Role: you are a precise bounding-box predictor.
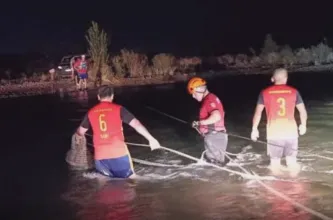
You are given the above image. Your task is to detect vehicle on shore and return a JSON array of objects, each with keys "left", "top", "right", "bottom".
[{"left": 57, "top": 54, "right": 91, "bottom": 78}]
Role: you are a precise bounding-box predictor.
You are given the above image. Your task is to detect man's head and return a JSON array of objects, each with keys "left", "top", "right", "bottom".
[
  {"left": 187, "top": 77, "right": 208, "bottom": 102},
  {"left": 97, "top": 85, "right": 114, "bottom": 102},
  {"left": 271, "top": 68, "right": 288, "bottom": 85},
  {"left": 81, "top": 54, "right": 86, "bottom": 61}
]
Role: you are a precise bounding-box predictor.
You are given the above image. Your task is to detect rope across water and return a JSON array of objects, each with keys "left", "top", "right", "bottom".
[
  {"left": 70, "top": 106, "right": 333, "bottom": 219},
  {"left": 145, "top": 105, "right": 333, "bottom": 162}
]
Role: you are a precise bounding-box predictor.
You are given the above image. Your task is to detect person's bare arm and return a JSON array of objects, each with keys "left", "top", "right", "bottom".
[
  {"left": 252, "top": 91, "right": 265, "bottom": 130},
  {"left": 252, "top": 104, "right": 265, "bottom": 130},
  {"left": 120, "top": 106, "right": 159, "bottom": 144},
  {"left": 296, "top": 103, "right": 307, "bottom": 126},
  {"left": 77, "top": 126, "right": 88, "bottom": 136},
  {"left": 76, "top": 114, "right": 90, "bottom": 136},
  {"left": 200, "top": 110, "right": 221, "bottom": 125},
  {"left": 129, "top": 118, "right": 156, "bottom": 141},
  {"left": 295, "top": 91, "right": 307, "bottom": 126}
]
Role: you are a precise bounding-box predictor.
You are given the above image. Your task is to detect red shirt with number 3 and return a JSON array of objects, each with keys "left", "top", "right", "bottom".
[{"left": 258, "top": 84, "right": 304, "bottom": 139}]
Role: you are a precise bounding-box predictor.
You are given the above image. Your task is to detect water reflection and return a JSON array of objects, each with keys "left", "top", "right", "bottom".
[
  {"left": 261, "top": 181, "right": 311, "bottom": 220},
  {"left": 77, "top": 181, "right": 136, "bottom": 220},
  {"left": 66, "top": 90, "right": 89, "bottom": 106},
  {"left": 62, "top": 171, "right": 137, "bottom": 220},
  {"left": 56, "top": 73, "right": 333, "bottom": 219}
]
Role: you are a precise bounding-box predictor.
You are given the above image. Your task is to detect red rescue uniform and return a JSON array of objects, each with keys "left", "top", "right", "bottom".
[
  {"left": 258, "top": 84, "right": 304, "bottom": 139},
  {"left": 74, "top": 59, "right": 88, "bottom": 74},
  {"left": 80, "top": 101, "right": 135, "bottom": 160},
  {"left": 199, "top": 93, "right": 226, "bottom": 134}
]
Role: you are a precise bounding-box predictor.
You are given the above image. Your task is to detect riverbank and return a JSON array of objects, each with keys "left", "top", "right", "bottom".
[{"left": 1, "top": 64, "right": 333, "bottom": 99}]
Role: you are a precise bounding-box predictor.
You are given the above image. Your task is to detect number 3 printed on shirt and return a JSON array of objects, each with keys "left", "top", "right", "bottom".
[
  {"left": 99, "top": 114, "right": 107, "bottom": 131},
  {"left": 277, "top": 97, "right": 286, "bottom": 116}
]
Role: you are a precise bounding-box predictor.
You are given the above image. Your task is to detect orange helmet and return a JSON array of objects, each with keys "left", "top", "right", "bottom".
[{"left": 187, "top": 77, "right": 207, "bottom": 94}]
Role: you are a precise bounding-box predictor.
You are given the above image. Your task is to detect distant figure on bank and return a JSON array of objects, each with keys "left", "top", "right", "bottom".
[
  {"left": 251, "top": 68, "right": 308, "bottom": 176},
  {"left": 74, "top": 54, "right": 88, "bottom": 90},
  {"left": 70, "top": 56, "right": 79, "bottom": 87},
  {"left": 76, "top": 85, "right": 161, "bottom": 179},
  {"left": 187, "top": 77, "right": 228, "bottom": 165}
]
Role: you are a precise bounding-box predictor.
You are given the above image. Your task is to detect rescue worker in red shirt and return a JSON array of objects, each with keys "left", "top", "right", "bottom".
[
  {"left": 76, "top": 85, "right": 161, "bottom": 179},
  {"left": 251, "top": 68, "right": 308, "bottom": 176},
  {"left": 188, "top": 77, "right": 228, "bottom": 165},
  {"left": 74, "top": 54, "right": 88, "bottom": 90}
]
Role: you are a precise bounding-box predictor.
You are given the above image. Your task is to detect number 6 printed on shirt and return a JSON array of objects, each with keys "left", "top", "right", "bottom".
[{"left": 99, "top": 114, "right": 107, "bottom": 131}]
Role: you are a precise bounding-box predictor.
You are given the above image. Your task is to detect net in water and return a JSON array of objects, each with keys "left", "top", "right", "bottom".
[{"left": 66, "top": 133, "right": 94, "bottom": 170}]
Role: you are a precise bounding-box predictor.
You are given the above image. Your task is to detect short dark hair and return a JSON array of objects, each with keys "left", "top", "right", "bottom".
[{"left": 98, "top": 85, "right": 114, "bottom": 99}]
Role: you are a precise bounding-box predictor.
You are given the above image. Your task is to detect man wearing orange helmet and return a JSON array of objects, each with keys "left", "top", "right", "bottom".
[{"left": 188, "top": 77, "right": 228, "bottom": 165}]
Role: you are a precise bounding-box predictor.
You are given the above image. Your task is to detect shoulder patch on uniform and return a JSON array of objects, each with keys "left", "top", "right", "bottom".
[{"left": 210, "top": 102, "right": 216, "bottom": 108}]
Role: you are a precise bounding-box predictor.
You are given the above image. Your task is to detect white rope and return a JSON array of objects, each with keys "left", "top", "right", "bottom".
[
  {"left": 223, "top": 153, "right": 333, "bottom": 220},
  {"left": 146, "top": 106, "right": 188, "bottom": 124},
  {"left": 131, "top": 158, "right": 184, "bottom": 168},
  {"left": 125, "top": 142, "right": 270, "bottom": 180},
  {"left": 251, "top": 171, "right": 333, "bottom": 220},
  {"left": 85, "top": 142, "right": 184, "bottom": 168},
  {"left": 130, "top": 142, "right": 333, "bottom": 220},
  {"left": 144, "top": 106, "right": 333, "bottom": 220},
  {"left": 84, "top": 137, "right": 331, "bottom": 219},
  {"left": 305, "top": 153, "right": 333, "bottom": 161},
  {"left": 145, "top": 105, "right": 333, "bottom": 162},
  {"left": 324, "top": 150, "right": 333, "bottom": 154}
]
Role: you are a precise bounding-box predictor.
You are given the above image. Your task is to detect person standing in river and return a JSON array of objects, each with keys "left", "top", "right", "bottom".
[
  {"left": 76, "top": 85, "right": 161, "bottom": 179},
  {"left": 250, "top": 68, "right": 308, "bottom": 176},
  {"left": 188, "top": 77, "right": 228, "bottom": 165}
]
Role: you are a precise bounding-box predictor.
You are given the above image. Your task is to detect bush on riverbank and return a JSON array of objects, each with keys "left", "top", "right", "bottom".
[
  {"left": 2, "top": 26, "right": 333, "bottom": 86},
  {"left": 216, "top": 34, "right": 333, "bottom": 69}
]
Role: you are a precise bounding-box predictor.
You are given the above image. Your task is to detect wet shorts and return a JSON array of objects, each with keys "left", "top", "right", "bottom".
[
  {"left": 267, "top": 138, "right": 298, "bottom": 159},
  {"left": 95, "top": 155, "right": 134, "bottom": 178},
  {"left": 204, "top": 131, "right": 228, "bottom": 163},
  {"left": 78, "top": 73, "right": 88, "bottom": 79}
]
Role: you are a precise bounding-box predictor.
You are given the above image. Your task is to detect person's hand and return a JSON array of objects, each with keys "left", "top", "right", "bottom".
[
  {"left": 149, "top": 138, "right": 161, "bottom": 151},
  {"left": 251, "top": 128, "right": 259, "bottom": 141},
  {"left": 192, "top": 121, "right": 200, "bottom": 128},
  {"left": 299, "top": 124, "right": 306, "bottom": 135}
]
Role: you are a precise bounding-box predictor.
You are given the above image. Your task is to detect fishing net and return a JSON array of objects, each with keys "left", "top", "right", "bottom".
[{"left": 66, "top": 133, "right": 94, "bottom": 170}]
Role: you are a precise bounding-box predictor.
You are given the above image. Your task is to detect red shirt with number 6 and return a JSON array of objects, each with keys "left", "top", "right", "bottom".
[
  {"left": 80, "top": 102, "right": 135, "bottom": 160},
  {"left": 257, "top": 84, "right": 304, "bottom": 139}
]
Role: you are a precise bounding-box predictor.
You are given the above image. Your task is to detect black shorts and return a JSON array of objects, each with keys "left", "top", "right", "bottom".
[{"left": 267, "top": 138, "right": 298, "bottom": 159}]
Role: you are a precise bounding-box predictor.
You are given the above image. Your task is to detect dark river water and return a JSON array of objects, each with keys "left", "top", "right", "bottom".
[{"left": 1, "top": 72, "right": 333, "bottom": 220}]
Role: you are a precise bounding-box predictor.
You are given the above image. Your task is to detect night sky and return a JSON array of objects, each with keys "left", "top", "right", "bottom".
[{"left": 1, "top": 1, "right": 333, "bottom": 56}]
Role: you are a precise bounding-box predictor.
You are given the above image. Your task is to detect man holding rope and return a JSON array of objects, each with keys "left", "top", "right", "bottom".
[
  {"left": 251, "top": 68, "right": 308, "bottom": 176},
  {"left": 188, "top": 77, "right": 228, "bottom": 165},
  {"left": 76, "top": 85, "right": 161, "bottom": 179}
]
